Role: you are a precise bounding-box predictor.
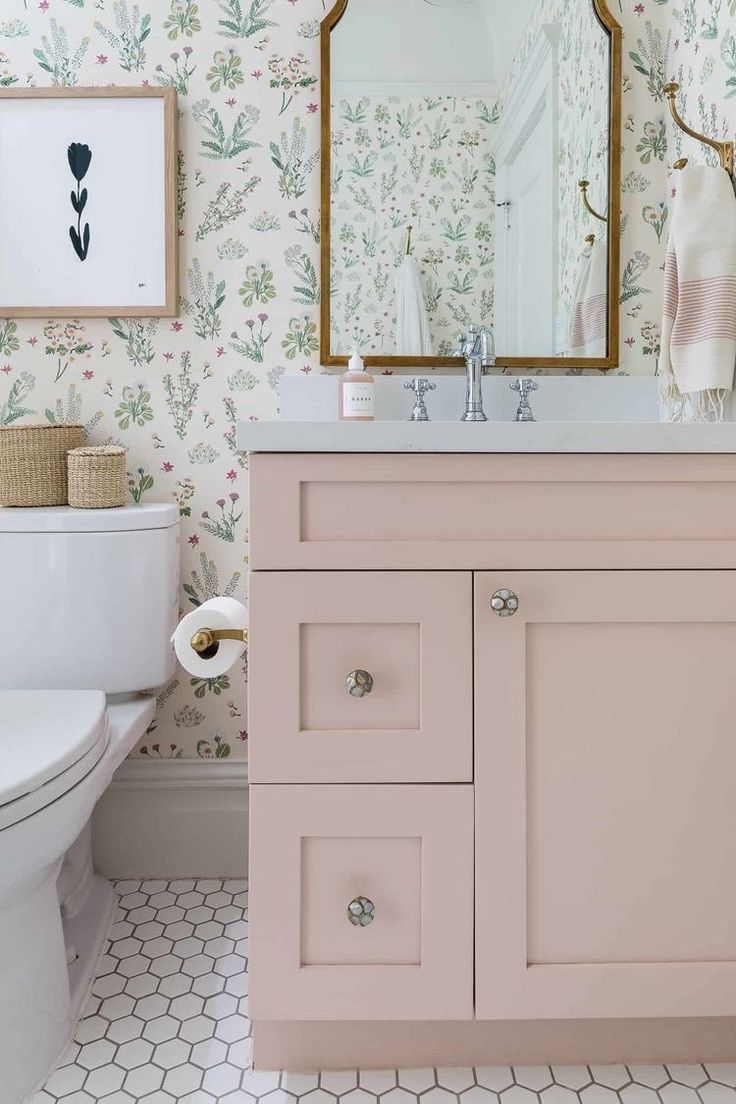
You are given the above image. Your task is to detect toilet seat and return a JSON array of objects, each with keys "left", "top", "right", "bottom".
[{"left": 0, "top": 691, "right": 109, "bottom": 831}]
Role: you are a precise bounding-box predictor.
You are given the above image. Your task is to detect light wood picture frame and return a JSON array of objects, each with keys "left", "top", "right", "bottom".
[
  {"left": 0, "top": 86, "right": 178, "bottom": 318},
  {"left": 320, "top": 0, "right": 622, "bottom": 372}
]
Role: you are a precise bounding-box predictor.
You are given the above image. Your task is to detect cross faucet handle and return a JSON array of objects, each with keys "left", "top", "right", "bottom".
[
  {"left": 510, "top": 378, "right": 539, "bottom": 397},
  {"left": 405, "top": 377, "right": 436, "bottom": 398},
  {"left": 404, "top": 377, "right": 436, "bottom": 422}
]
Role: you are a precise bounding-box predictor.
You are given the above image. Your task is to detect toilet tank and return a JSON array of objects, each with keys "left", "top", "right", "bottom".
[{"left": 0, "top": 504, "right": 180, "bottom": 694}]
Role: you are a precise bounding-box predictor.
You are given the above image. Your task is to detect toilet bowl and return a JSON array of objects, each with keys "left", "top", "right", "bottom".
[{"left": 0, "top": 504, "right": 179, "bottom": 1103}]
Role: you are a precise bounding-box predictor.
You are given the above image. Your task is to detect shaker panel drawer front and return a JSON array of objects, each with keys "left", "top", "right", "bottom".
[
  {"left": 250, "top": 453, "right": 736, "bottom": 570},
  {"left": 249, "top": 784, "right": 474, "bottom": 1021},
  {"left": 248, "top": 571, "right": 472, "bottom": 783}
]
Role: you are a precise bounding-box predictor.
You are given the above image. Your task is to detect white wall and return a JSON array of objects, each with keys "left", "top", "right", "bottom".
[{"left": 333, "top": 0, "right": 498, "bottom": 88}]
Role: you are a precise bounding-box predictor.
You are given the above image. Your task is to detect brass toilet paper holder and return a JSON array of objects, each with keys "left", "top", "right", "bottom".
[{"left": 190, "top": 627, "right": 248, "bottom": 657}]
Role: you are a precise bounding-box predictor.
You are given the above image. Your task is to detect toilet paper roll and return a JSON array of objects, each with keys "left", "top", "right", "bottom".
[{"left": 172, "top": 596, "right": 247, "bottom": 678}]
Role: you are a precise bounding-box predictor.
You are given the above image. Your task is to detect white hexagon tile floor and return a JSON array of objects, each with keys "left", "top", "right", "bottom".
[{"left": 31, "top": 880, "right": 736, "bottom": 1104}]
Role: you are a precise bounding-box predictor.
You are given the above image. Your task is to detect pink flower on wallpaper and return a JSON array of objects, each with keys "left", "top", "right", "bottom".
[
  {"left": 188, "top": 535, "right": 199, "bottom": 547},
  {"left": 96, "top": 55, "right": 108, "bottom": 65},
  {"left": 162, "top": 461, "right": 174, "bottom": 473}
]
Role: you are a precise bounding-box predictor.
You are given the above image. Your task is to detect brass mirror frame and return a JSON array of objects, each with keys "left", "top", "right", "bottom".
[{"left": 320, "top": 0, "right": 622, "bottom": 371}]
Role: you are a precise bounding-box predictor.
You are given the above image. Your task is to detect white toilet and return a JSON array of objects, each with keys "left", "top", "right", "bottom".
[{"left": 0, "top": 503, "right": 179, "bottom": 1104}]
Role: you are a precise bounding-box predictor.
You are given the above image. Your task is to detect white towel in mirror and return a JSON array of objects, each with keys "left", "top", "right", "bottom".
[
  {"left": 568, "top": 237, "right": 608, "bottom": 359},
  {"left": 395, "top": 254, "right": 433, "bottom": 357}
]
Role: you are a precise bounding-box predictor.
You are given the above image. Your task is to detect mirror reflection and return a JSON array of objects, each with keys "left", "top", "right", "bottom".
[{"left": 326, "top": 0, "right": 613, "bottom": 363}]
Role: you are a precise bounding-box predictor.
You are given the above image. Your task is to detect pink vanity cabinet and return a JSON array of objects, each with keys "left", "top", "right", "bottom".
[{"left": 248, "top": 452, "right": 736, "bottom": 1070}]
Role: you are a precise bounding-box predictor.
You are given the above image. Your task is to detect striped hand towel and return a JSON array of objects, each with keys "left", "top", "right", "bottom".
[
  {"left": 568, "top": 236, "right": 608, "bottom": 358},
  {"left": 659, "top": 164, "right": 736, "bottom": 422}
]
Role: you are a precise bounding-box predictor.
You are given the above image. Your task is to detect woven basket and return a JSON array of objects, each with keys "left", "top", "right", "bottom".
[
  {"left": 0, "top": 423, "right": 84, "bottom": 507},
  {"left": 68, "top": 446, "right": 127, "bottom": 509}
]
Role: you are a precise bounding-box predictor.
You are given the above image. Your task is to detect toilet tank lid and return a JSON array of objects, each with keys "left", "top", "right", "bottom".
[{"left": 0, "top": 503, "right": 178, "bottom": 533}]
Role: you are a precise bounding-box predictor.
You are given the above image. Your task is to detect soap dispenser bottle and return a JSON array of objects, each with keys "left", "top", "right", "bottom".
[{"left": 339, "top": 348, "right": 375, "bottom": 421}]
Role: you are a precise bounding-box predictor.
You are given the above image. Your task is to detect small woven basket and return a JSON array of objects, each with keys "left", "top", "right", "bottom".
[
  {"left": 0, "top": 423, "right": 84, "bottom": 507},
  {"left": 68, "top": 446, "right": 127, "bottom": 509}
]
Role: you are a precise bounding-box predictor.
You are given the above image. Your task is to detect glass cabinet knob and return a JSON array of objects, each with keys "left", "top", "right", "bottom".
[
  {"left": 347, "top": 896, "right": 375, "bottom": 926},
  {"left": 491, "top": 589, "right": 520, "bottom": 617},
  {"left": 346, "top": 670, "right": 374, "bottom": 697}
]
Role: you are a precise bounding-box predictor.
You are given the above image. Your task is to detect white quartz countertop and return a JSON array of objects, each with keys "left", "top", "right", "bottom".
[{"left": 237, "top": 420, "right": 736, "bottom": 454}]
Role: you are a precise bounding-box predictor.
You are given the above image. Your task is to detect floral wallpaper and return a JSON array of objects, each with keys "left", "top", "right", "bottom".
[
  {"left": 662, "top": 1, "right": 736, "bottom": 178},
  {"left": 0, "top": 0, "right": 732, "bottom": 762},
  {"left": 329, "top": 94, "right": 497, "bottom": 358}
]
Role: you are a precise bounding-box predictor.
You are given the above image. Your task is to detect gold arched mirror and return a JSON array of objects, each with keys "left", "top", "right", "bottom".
[{"left": 320, "top": 0, "right": 622, "bottom": 370}]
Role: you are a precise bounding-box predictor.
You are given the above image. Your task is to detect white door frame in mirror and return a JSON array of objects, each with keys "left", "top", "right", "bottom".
[{"left": 495, "top": 27, "right": 559, "bottom": 358}]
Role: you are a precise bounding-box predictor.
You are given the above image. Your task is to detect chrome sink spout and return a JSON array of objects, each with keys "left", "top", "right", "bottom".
[{"left": 456, "top": 325, "right": 495, "bottom": 422}]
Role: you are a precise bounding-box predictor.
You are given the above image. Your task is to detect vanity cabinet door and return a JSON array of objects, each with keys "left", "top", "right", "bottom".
[
  {"left": 475, "top": 571, "right": 736, "bottom": 1021},
  {"left": 248, "top": 571, "right": 472, "bottom": 782},
  {"left": 249, "top": 783, "right": 474, "bottom": 1021}
]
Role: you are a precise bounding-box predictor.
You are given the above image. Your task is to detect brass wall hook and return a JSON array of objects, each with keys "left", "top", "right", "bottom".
[
  {"left": 578, "top": 180, "right": 607, "bottom": 223},
  {"left": 664, "top": 82, "right": 735, "bottom": 176},
  {"left": 191, "top": 627, "right": 248, "bottom": 657}
]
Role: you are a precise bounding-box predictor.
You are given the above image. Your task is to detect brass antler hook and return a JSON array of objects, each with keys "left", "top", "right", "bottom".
[
  {"left": 578, "top": 180, "right": 607, "bottom": 223},
  {"left": 664, "top": 82, "right": 734, "bottom": 176}
]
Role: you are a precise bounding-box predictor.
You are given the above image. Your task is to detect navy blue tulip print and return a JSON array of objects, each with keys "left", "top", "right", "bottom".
[{"left": 68, "top": 142, "right": 92, "bottom": 262}]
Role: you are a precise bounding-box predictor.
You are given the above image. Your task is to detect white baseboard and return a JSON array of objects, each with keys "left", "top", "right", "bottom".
[{"left": 92, "top": 759, "right": 249, "bottom": 879}]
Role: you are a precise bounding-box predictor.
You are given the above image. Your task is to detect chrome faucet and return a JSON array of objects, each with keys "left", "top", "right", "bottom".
[{"left": 456, "top": 324, "right": 495, "bottom": 422}]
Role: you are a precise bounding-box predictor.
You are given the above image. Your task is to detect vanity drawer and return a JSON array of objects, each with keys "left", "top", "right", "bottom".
[
  {"left": 249, "top": 783, "right": 474, "bottom": 1021},
  {"left": 250, "top": 453, "right": 736, "bottom": 570},
  {"left": 248, "top": 571, "right": 472, "bottom": 783}
]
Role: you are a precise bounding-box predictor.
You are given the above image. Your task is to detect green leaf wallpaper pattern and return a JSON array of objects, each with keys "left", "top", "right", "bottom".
[{"left": 0, "top": 0, "right": 733, "bottom": 759}]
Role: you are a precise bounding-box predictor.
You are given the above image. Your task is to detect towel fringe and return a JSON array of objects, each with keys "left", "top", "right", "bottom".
[{"left": 658, "top": 367, "right": 728, "bottom": 423}]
